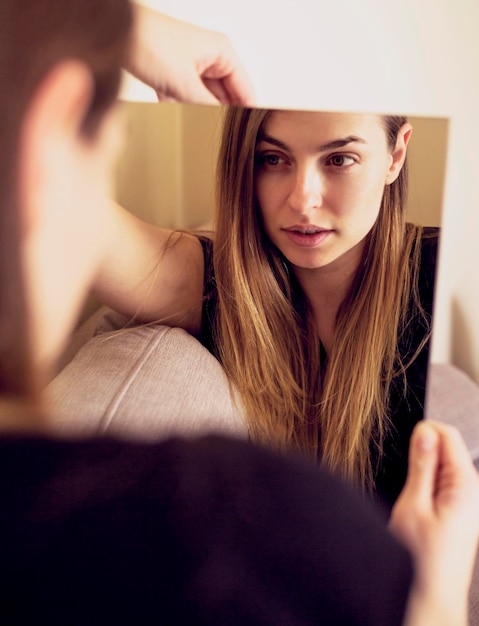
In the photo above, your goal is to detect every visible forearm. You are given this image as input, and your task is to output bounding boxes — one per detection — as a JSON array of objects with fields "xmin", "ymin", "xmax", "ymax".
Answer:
[
  {"xmin": 127, "ymin": 3, "xmax": 255, "ymax": 104},
  {"xmin": 404, "ymin": 583, "xmax": 468, "ymax": 626},
  {"xmin": 404, "ymin": 549, "xmax": 473, "ymax": 626}
]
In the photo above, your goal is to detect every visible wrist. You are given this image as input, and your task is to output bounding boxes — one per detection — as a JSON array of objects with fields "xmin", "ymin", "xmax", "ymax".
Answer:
[
  {"xmin": 404, "ymin": 581, "xmax": 468, "ymax": 626},
  {"xmin": 406, "ymin": 561, "xmax": 470, "ymax": 626}
]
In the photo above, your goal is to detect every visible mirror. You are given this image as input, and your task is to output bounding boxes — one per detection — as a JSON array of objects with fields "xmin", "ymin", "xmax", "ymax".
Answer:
[
  {"xmin": 114, "ymin": 102, "xmax": 448, "ymax": 505},
  {"xmin": 114, "ymin": 103, "xmax": 447, "ymax": 232}
]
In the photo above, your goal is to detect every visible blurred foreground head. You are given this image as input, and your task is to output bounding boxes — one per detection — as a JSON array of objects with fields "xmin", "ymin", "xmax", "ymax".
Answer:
[{"xmin": 0, "ymin": 0, "xmax": 132, "ymax": 402}]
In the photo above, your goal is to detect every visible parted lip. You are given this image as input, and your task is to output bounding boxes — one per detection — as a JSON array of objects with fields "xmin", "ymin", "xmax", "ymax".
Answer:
[{"xmin": 283, "ymin": 225, "xmax": 332, "ymax": 234}]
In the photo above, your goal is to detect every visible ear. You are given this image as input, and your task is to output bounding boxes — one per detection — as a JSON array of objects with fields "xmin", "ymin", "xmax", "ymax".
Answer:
[
  {"xmin": 26, "ymin": 59, "xmax": 94, "ymax": 145},
  {"xmin": 19, "ymin": 60, "xmax": 94, "ymax": 229},
  {"xmin": 385, "ymin": 122, "xmax": 413, "ymax": 185}
]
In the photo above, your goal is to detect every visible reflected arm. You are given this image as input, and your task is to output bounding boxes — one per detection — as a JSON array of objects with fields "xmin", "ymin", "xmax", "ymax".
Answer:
[{"xmin": 91, "ymin": 201, "xmax": 204, "ymax": 335}]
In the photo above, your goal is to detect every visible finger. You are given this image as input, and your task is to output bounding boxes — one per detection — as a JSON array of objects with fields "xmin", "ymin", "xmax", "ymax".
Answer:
[
  {"xmin": 220, "ymin": 68, "xmax": 257, "ymax": 106},
  {"xmin": 202, "ymin": 61, "xmax": 256, "ymax": 105},
  {"xmin": 158, "ymin": 71, "xmax": 220, "ymax": 105},
  {"xmin": 155, "ymin": 92, "xmax": 178, "ymax": 103},
  {"xmin": 179, "ymin": 77, "xmax": 220, "ymax": 105},
  {"xmin": 402, "ymin": 421, "xmax": 441, "ymax": 510},
  {"xmin": 426, "ymin": 422, "xmax": 479, "ymax": 514},
  {"xmin": 202, "ymin": 77, "xmax": 231, "ymax": 104},
  {"xmin": 427, "ymin": 421, "xmax": 475, "ymax": 476},
  {"xmin": 200, "ymin": 32, "xmax": 256, "ymax": 105}
]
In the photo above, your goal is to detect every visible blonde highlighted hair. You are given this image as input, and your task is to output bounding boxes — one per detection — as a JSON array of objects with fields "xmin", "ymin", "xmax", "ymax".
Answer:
[{"xmin": 214, "ymin": 107, "xmax": 430, "ymax": 491}]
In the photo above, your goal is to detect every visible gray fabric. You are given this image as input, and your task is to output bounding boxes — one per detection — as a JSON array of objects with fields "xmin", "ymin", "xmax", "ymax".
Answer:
[
  {"xmin": 471, "ymin": 554, "xmax": 479, "ymax": 626},
  {"xmin": 44, "ymin": 310, "xmax": 247, "ymax": 442},
  {"xmin": 426, "ymin": 362, "xmax": 479, "ymax": 468},
  {"xmin": 426, "ymin": 362, "xmax": 479, "ymax": 625}
]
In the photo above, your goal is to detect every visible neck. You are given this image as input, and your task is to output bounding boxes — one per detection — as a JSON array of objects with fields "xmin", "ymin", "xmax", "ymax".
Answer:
[{"xmin": 292, "ymin": 241, "xmax": 365, "ymax": 351}]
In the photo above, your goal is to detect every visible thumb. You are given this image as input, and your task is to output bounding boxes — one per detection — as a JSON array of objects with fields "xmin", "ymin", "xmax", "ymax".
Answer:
[{"xmin": 402, "ymin": 422, "xmax": 440, "ymax": 512}]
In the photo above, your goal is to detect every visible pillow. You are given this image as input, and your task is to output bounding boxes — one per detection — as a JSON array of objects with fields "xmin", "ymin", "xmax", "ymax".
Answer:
[
  {"xmin": 44, "ymin": 309, "xmax": 248, "ymax": 442},
  {"xmin": 426, "ymin": 362, "xmax": 479, "ymax": 468}
]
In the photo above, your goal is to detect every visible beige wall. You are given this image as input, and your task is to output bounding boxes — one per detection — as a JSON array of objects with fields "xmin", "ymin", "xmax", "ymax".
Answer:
[
  {"xmin": 407, "ymin": 117, "xmax": 448, "ymax": 227},
  {"xmin": 115, "ymin": 102, "xmax": 221, "ymax": 229}
]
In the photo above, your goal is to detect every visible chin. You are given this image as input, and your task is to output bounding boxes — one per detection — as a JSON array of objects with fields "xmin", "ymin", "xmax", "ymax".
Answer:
[{"xmin": 287, "ymin": 254, "xmax": 332, "ymax": 271}]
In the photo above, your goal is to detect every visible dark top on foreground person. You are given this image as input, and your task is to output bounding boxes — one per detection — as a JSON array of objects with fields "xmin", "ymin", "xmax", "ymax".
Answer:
[{"xmin": 0, "ymin": 433, "xmax": 412, "ymax": 625}]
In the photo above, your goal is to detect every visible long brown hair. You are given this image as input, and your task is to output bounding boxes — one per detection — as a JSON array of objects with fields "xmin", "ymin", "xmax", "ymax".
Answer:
[
  {"xmin": 0, "ymin": 0, "xmax": 132, "ymax": 402},
  {"xmin": 214, "ymin": 107, "xmax": 429, "ymax": 490}
]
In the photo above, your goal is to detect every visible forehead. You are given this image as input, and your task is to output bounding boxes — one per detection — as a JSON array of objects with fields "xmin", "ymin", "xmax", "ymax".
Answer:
[{"xmin": 261, "ymin": 110, "xmax": 388, "ymax": 149}]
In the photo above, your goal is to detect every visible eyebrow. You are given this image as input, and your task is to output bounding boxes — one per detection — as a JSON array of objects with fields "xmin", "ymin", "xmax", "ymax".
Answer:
[{"xmin": 257, "ymin": 133, "xmax": 367, "ymax": 152}]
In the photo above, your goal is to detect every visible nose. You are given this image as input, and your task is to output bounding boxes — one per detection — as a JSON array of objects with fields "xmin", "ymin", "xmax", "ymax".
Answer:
[{"xmin": 287, "ymin": 164, "xmax": 323, "ymax": 214}]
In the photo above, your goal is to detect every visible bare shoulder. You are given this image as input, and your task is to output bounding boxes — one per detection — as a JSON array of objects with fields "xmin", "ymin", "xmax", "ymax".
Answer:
[
  {"xmin": 136, "ymin": 229, "xmax": 206, "ymax": 335},
  {"xmin": 92, "ymin": 204, "xmax": 206, "ymax": 335}
]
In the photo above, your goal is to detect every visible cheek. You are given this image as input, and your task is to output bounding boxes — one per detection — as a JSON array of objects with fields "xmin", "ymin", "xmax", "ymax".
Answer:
[
  {"xmin": 255, "ymin": 175, "xmax": 275, "ymax": 221},
  {"xmin": 333, "ymin": 172, "xmax": 386, "ymax": 222}
]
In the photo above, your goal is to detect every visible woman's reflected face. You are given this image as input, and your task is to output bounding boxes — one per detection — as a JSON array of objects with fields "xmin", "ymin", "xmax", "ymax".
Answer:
[{"xmin": 254, "ymin": 111, "xmax": 397, "ymax": 274}]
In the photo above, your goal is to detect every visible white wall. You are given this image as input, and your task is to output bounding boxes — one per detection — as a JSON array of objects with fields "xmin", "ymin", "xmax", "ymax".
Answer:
[{"xmin": 125, "ymin": 0, "xmax": 479, "ymax": 384}]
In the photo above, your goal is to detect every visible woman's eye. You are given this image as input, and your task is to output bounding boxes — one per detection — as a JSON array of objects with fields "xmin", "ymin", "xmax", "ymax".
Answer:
[
  {"xmin": 256, "ymin": 153, "xmax": 287, "ymax": 169},
  {"xmin": 326, "ymin": 154, "xmax": 356, "ymax": 168},
  {"xmin": 265, "ymin": 155, "xmax": 281, "ymax": 166}
]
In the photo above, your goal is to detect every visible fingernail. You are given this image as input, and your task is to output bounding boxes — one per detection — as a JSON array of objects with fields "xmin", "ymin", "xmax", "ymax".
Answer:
[{"xmin": 415, "ymin": 423, "xmax": 438, "ymax": 452}]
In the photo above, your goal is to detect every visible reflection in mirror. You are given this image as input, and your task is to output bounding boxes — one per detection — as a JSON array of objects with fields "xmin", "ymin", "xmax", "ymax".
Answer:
[
  {"xmin": 115, "ymin": 103, "xmax": 446, "ymax": 231},
  {"xmin": 115, "ymin": 103, "xmax": 448, "ymax": 510}
]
